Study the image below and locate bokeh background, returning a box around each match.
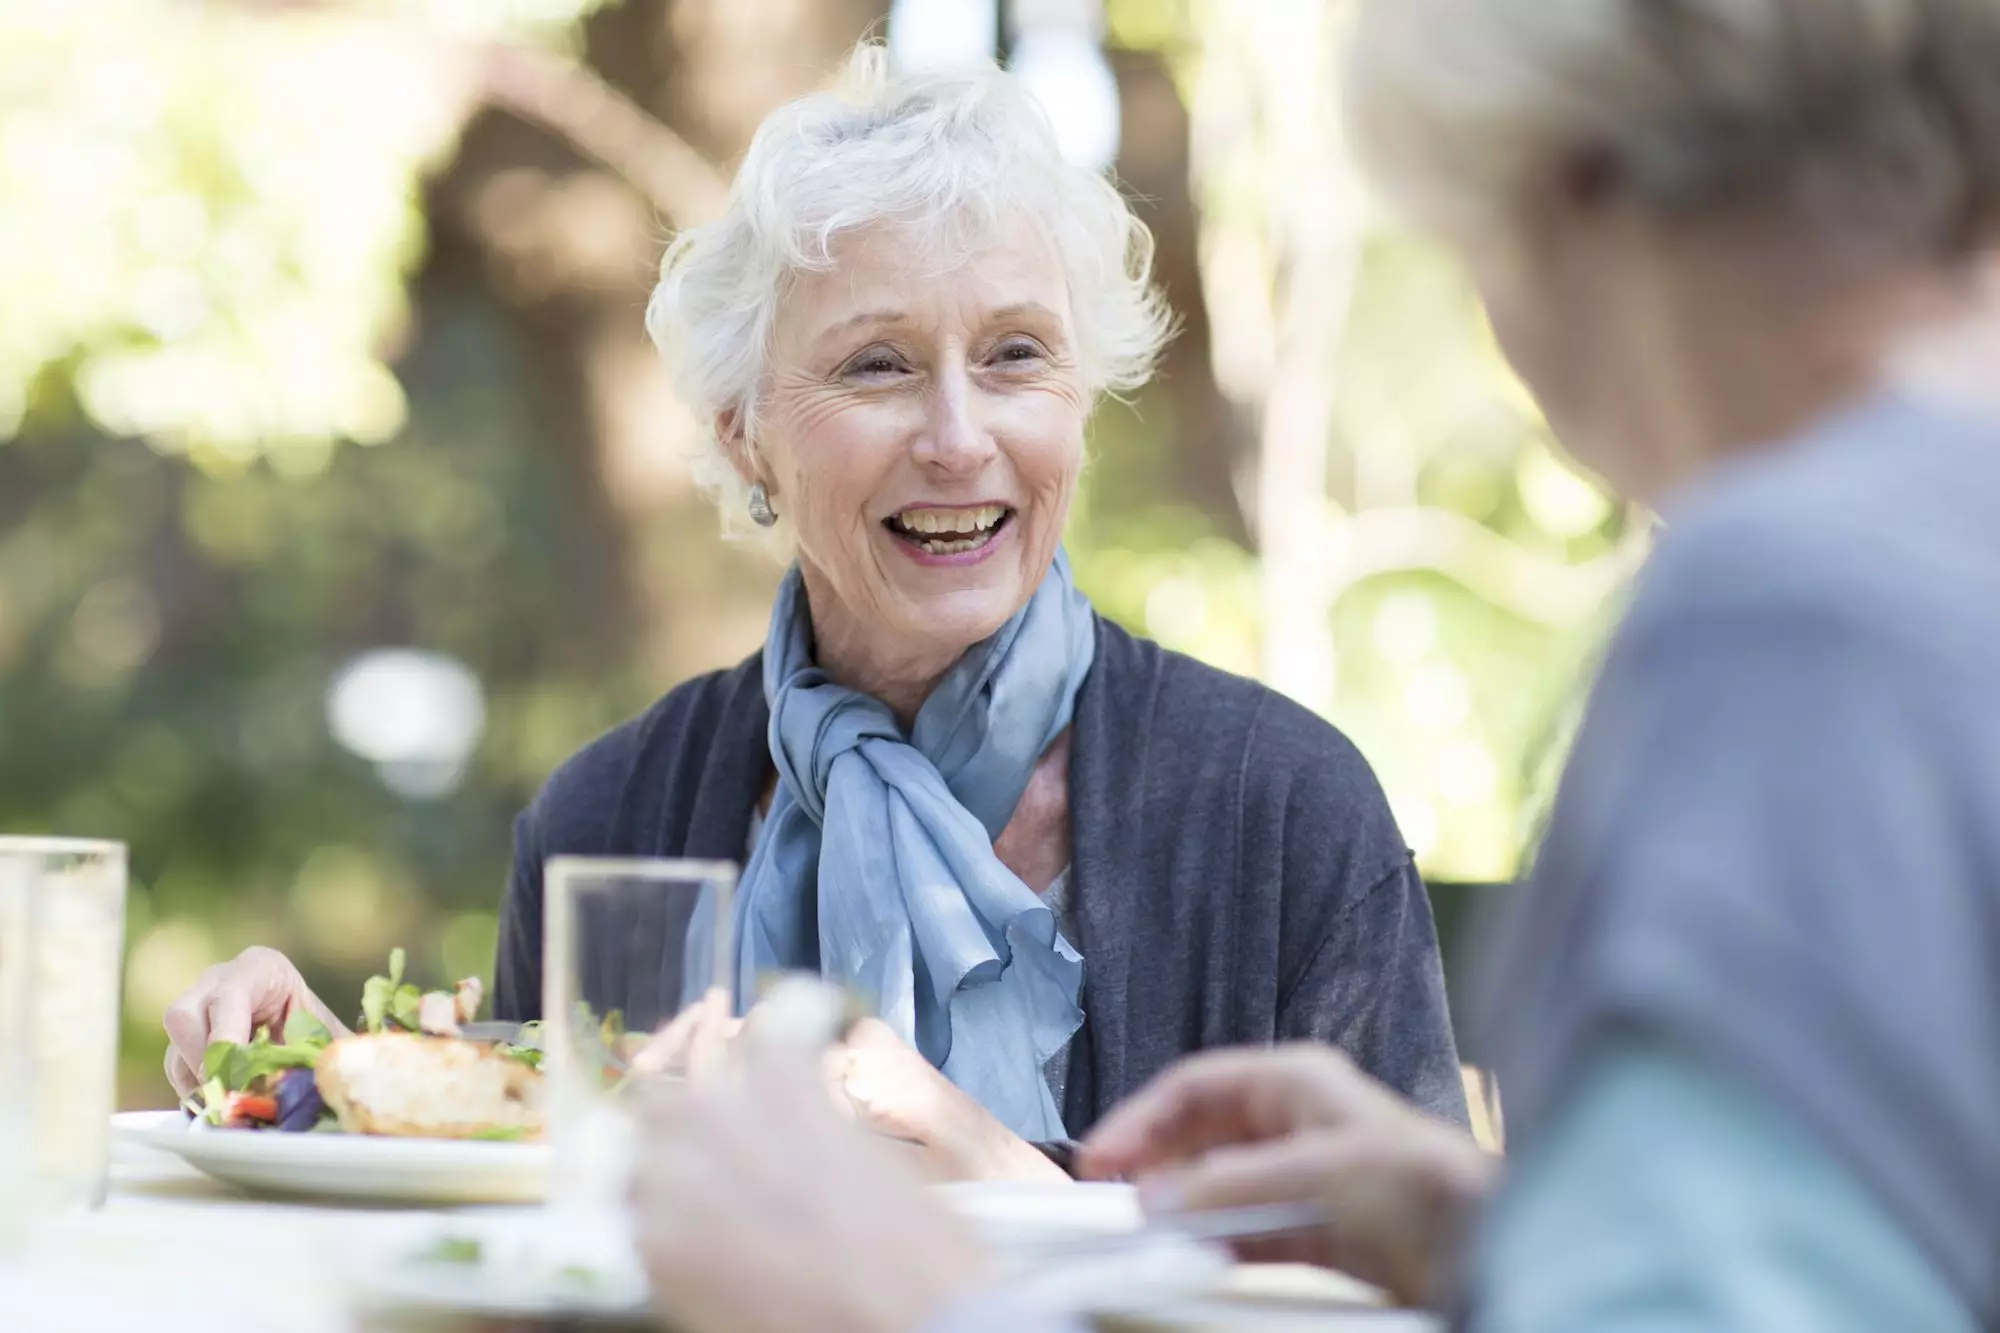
[0,0,1641,1107]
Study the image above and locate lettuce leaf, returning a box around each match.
[467,1125,535,1141]
[202,1011,335,1097]
[360,976,390,1033]
[390,984,423,1032]
[195,1076,230,1126]
[360,947,407,1033]
[358,948,436,1034]
[422,1237,483,1264]
[283,1009,333,1048]
[495,1018,543,1068]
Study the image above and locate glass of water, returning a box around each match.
[541,856,735,1213]
[0,838,128,1230]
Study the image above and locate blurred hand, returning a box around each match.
[831,1018,1066,1183]
[630,986,740,1081]
[1079,1045,1496,1308]
[162,947,350,1098]
[632,1045,991,1333]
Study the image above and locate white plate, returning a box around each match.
[111,1111,548,1206]
[935,1180,1145,1247]
[354,1186,1224,1326]
[352,1207,653,1326]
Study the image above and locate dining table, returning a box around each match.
[0,1132,1443,1333]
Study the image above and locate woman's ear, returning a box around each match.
[716,408,759,487]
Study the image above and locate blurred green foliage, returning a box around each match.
[2,0,666,1106]
[2,0,1624,1108]
[1080,229,1622,880]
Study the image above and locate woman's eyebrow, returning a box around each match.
[818,309,906,339]
[806,309,908,358]
[986,301,1062,327]
[807,301,1062,353]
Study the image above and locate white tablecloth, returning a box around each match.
[0,1140,1439,1333]
[2,1144,424,1333]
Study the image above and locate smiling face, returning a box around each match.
[746,222,1088,670]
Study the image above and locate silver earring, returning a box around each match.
[747,482,778,528]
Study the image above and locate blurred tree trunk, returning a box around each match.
[415,0,890,686]
[1187,0,1357,713]
[1110,47,1254,545]
[1182,1,1645,714]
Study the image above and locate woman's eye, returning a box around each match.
[844,351,906,378]
[994,340,1046,366]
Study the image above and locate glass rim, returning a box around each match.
[544,855,738,885]
[0,836,125,858]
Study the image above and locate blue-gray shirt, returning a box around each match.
[1472,1036,1975,1333]
[1477,391,2000,1324]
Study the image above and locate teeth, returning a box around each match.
[887,504,1009,556]
[897,505,1004,535]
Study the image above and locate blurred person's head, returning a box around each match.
[647,44,1170,670]
[1346,0,2000,503]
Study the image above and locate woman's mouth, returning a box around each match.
[883,504,1015,559]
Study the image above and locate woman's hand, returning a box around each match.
[1079,1045,1496,1309]
[634,1000,1065,1182]
[632,1045,991,1333]
[831,1018,1067,1182]
[162,947,351,1098]
[631,987,740,1081]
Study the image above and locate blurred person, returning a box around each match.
[161,45,1467,1179]
[621,1,2000,1331]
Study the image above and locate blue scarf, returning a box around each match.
[730,550,1094,1141]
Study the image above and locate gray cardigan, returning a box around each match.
[494,617,1468,1133]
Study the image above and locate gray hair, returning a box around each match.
[1344,0,2000,256]
[646,43,1175,539]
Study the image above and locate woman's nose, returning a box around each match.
[913,370,997,475]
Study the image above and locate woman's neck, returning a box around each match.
[1888,255,2000,417]
[1674,266,1955,468]
[798,562,963,729]
[1628,235,1998,489]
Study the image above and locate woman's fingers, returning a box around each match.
[828,1023,1060,1182]
[1144,1131,1379,1282]
[1082,1045,1346,1179]
[204,984,256,1049]
[630,1053,986,1333]
[164,1044,201,1100]
[841,1016,903,1050]
[1078,1057,1231,1176]
[632,989,741,1080]
[1153,1131,1344,1216]
[294,981,349,1038]
[1084,1046,1493,1307]
[632,1004,706,1076]
[686,989,737,1081]
[160,948,348,1100]
[830,1022,951,1143]
[1167,1119,1494,1308]
[162,968,222,1080]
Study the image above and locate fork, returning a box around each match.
[1025,1199,1332,1258]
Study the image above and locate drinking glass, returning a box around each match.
[541,856,735,1214]
[0,838,128,1234]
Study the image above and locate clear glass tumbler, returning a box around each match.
[541,856,735,1213]
[0,838,128,1230]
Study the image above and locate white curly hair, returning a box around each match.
[645,42,1175,541]
[1345,0,2000,257]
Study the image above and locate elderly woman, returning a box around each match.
[161,48,1467,1178]
[625,2,2000,1332]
